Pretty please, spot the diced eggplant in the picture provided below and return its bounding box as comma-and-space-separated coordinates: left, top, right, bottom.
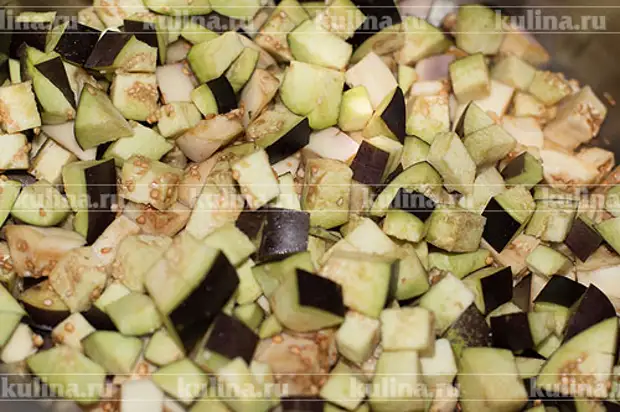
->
188, 32, 244, 83
526, 199, 577, 243
349, 140, 389, 187
463, 124, 516, 166
492, 55, 536, 91
11, 180, 70, 227
534, 276, 586, 308
203, 75, 237, 114
465, 266, 513, 315
348, 15, 403, 64
9, 19, 51, 59
258, 208, 309, 263
564, 217, 603, 262
491, 312, 534, 352
390, 187, 436, 222
177, 115, 244, 163
288, 20, 352, 71
454, 101, 494, 138
501, 151, 544, 189
482, 197, 523, 253
203, 313, 259, 364
110, 72, 159, 122
0, 81, 41, 133
427, 131, 476, 195
406, 94, 450, 144
30, 139, 76, 185
346, 51, 397, 109
34, 56, 76, 112
338, 86, 373, 132
272, 268, 345, 332
564, 285, 615, 342
363, 87, 406, 142
19, 280, 69, 329
455, 4, 503, 55
528, 70, 571, 106
398, 16, 450, 65
123, 17, 168, 65
85, 32, 157, 73
450, 53, 491, 104
226, 47, 259, 93
426, 207, 485, 253
443, 303, 491, 358
120, 156, 183, 211
52, 22, 100, 66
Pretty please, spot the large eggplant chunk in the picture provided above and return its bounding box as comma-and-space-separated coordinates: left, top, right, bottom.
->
534, 276, 586, 308
53, 22, 100, 66
563, 285, 616, 342
258, 209, 310, 263
34, 56, 76, 109
203, 313, 259, 364
491, 312, 534, 352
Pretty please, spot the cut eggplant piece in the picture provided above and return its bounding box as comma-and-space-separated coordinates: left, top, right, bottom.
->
145, 233, 239, 352
528, 70, 571, 106
381, 307, 434, 351
427, 131, 476, 195
258, 209, 309, 263
338, 86, 373, 132
288, 20, 352, 71
406, 94, 450, 144
336, 311, 380, 365
177, 115, 244, 163
398, 16, 450, 65
0, 81, 41, 133
50, 312, 95, 350
0, 132, 29, 170
110, 72, 159, 122
104, 121, 173, 167
501, 151, 544, 188
536, 318, 617, 399
450, 53, 491, 103
534, 276, 586, 308
123, 16, 168, 65
239, 68, 280, 128
188, 31, 245, 83
349, 140, 389, 187
30, 139, 77, 185
75, 84, 133, 149
464, 266, 513, 314
120, 156, 182, 211
526, 199, 577, 243
463, 124, 516, 167
202, 313, 259, 365
34, 56, 76, 116
491, 312, 534, 352
106, 292, 162, 336
63, 159, 118, 245
231, 149, 280, 210
492, 55, 536, 91
85, 32, 157, 73
42, 122, 97, 161
564, 285, 615, 343
363, 86, 406, 142
389, 187, 436, 222
156, 63, 197, 104
253, 113, 310, 166
349, 21, 403, 65
52, 22, 100, 66
419, 273, 476, 334
526, 245, 571, 277
454, 101, 494, 137
564, 217, 603, 262
225, 47, 259, 93
482, 197, 524, 253
346, 52, 397, 110
443, 303, 491, 358
11, 180, 70, 227
19, 280, 68, 329
455, 4, 504, 55
205, 75, 237, 114
426, 207, 486, 253
272, 269, 345, 332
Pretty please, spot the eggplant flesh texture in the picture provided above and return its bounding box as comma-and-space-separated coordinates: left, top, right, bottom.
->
204, 314, 259, 364
564, 217, 603, 262
480, 267, 513, 314
35, 57, 76, 109
563, 285, 616, 342
54, 22, 100, 66
534, 276, 586, 308
281, 397, 325, 412
297, 269, 346, 317
84, 159, 118, 245
206, 75, 237, 114
168, 252, 239, 352
85, 31, 133, 69
482, 198, 522, 252
512, 273, 532, 312
265, 118, 312, 165
235, 208, 267, 240
389, 187, 436, 221
350, 140, 389, 186
9, 23, 50, 59
501, 152, 527, 180
380, 87, 406, 142
490, 313, 534, 352
258, 208, 310, 263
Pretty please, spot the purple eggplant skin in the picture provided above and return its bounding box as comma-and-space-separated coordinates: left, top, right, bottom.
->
390, 188, 436, 221
380, 87, 406, 143
563, 285, 616, 342
512, 273, 532, 312
347, 0, 402, 49
350, 140, 390, 187
84, 159, 118, 245
480, 267, 513, 314
501, 152, 527, 180
280, 397, 325, 412
534, 276, 586, 308
84, 31, 133, 69
564, 217, 603, 262
82, 306, 117, 331
482, 197, 522, 252
9, 22, 51, 59
54, 22, 101, 66
204, 314, 259, 364
235, 208, 267, 240
265, 118, 312, 164
444, 304, 491, 349
491, 312, 534, 352
257, 209, 310, 263
296, 269, 346, 317
123, 19, 163, 64
168, 252, 239, 353
35, 56, 76, 108
206, 75, 237, 114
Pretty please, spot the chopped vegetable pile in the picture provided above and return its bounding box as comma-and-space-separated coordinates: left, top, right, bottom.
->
0, 0, 618, 411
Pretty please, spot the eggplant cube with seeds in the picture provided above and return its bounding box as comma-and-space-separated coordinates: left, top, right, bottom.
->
463, 124, 516, 167
426, 207, 486, 253
258, 209, 310, 263
205, 75, 238, 114
427, 131, 476, 195
85, 33, 157, 73
157, 102, 203, 139
121, 156, 183, 211
302, 158, 353, 229
381, 307, 435, 352
30, 139, 76, 184
405, 94, 450, 144
177, 115, 244, 163
336, 311, 380, 365
232, 149, 280, 210
111, 73, 159, 122
0, 81, 41, 133
187, 32, 245, 83
51, 312, 95, 351
528, 70, 571, 106
0, 133, 29, 170
449, 54, 491, 104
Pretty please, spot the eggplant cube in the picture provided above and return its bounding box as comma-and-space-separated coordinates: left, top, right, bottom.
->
315, 0, 366, 39
528, 70, 571, 106
302, 158, 353, 229
187, 32, 245, 83
369, 351, 425, 411
526, 245, 571, 277
121, 156, 183, 211
30, 139, 76, 184
464, 267, 513, 315
338, 86, 373, 132
455, 4, 504, 55
0, 133, 29, 170
319, 362, 365, 410
491, 55, 536, 91
0, 81, 41, 133
425, 207, 486, 253
405, 94, 450, 144
427, 131, 476, 195
420, 339, 458, 388
204, 314, 259, 365
232, 149, 280, 210
51, 313, 95, 351
157, 102, 203, 138
111, 73, 159, 122
564, 217, 603, 262
349, 140, 390, 186
258, 209, 310, 263
399, 16, 450, 65
381, 307, 435, 352
463, 124, 516, 167
482, 198, 523, 253
490, 313, 534, 353
336, 311, 380, 365
419, 273, 475, 334
450, 54, 491, 103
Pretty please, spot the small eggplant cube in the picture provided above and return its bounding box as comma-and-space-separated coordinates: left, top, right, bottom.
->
338, 86, 374, 132
528, 70, 571, 106
491, 56, 536, 91
449, 54, 491, 104
463, 124, 516, 167
111, 73, 159, 122
302, 158, 352, 229
534, 276, 586, 308
405, 94, 450, 144
482, 198, 523, 252
204, 314, 259, 364
490, 313, 534, 352
389, 188, 436, 221
121, 156, 183, 210
258, 209, 310, 263
427, 131, 476, 195
381, 307, 435, 352
0, 133, 29, 170
349, 140, 390, 187
426, 207, 486, 253
336, 311, 380, 365
232, 149, 280, 210
0, 81, 41, 133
